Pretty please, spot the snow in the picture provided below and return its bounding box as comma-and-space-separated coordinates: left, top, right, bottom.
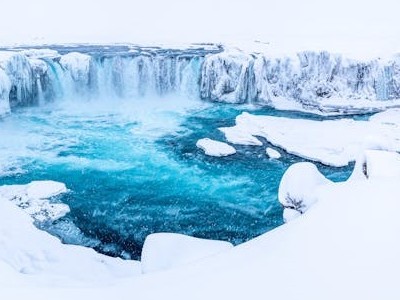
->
0, 181, 140, 287
141, 233, 233, 274
19, 49, 60, 59
120, 150, 400, 299
350, 150, 400, 181
0, 181, 70, 222
282, 208, 301, 223
1, 151, 400, 298
196, 138, 236, 157
266, 147, 281, 159
278, 162, 332, 216
221, 110, 400, 166
0, 0, 400, 58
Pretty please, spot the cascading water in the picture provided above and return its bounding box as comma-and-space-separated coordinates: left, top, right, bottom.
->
2, 45, 400, 113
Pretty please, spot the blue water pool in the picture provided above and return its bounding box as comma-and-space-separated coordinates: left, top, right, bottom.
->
0, 97, 353, 259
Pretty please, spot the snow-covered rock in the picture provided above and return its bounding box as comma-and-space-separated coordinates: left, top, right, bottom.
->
196, 138, 236, 157
278, 162, 331, 218
141, 233, 233, 274
0, 181, 70, 222
266, 147, 281, 159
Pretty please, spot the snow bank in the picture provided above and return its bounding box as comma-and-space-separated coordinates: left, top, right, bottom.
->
2, 151, 400, 298
141, 233, 233, 274
122, 150, 400, 299
221, 110, 400, 166
266, 147, 281, 159
278, 162, 331, 221
0, 181, 140, 287
0, 181, 70, 222
350, 150, 400, 181
196, 138, 236, 157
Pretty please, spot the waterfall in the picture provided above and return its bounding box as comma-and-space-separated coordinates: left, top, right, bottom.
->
1, 46, 400, 114
36, 75, 44, 106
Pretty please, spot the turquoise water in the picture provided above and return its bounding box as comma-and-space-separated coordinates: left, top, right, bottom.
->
0, 98, 353, 259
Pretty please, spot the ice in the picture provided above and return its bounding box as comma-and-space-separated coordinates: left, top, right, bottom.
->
278, 162, 331, 217
221, 110, 400, 166
59, 52, 92, 93
0, 51, 36, 107
266, 147, 281, 159
200, 50, 255, 103
1, 47, 400, 114
0, 181, 70, 222
141, 233, 233, 274
0, 68, 11, 117
196, 138, 236, 157
201, 48, 400, 112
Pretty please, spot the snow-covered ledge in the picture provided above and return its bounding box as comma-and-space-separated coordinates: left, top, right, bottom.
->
220, 109, 400, 167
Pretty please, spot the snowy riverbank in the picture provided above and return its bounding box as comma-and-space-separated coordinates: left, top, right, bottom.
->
1, 148, 400, 299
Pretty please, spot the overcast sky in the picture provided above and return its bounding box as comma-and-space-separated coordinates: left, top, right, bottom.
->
1, 0, 399, 48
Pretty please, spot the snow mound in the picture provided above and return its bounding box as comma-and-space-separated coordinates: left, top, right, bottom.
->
196, 138, 236, 157
278, 162, 331, 221
141, 233, 233, 274
0, 181, 70, 222
266, 147, 281, 159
